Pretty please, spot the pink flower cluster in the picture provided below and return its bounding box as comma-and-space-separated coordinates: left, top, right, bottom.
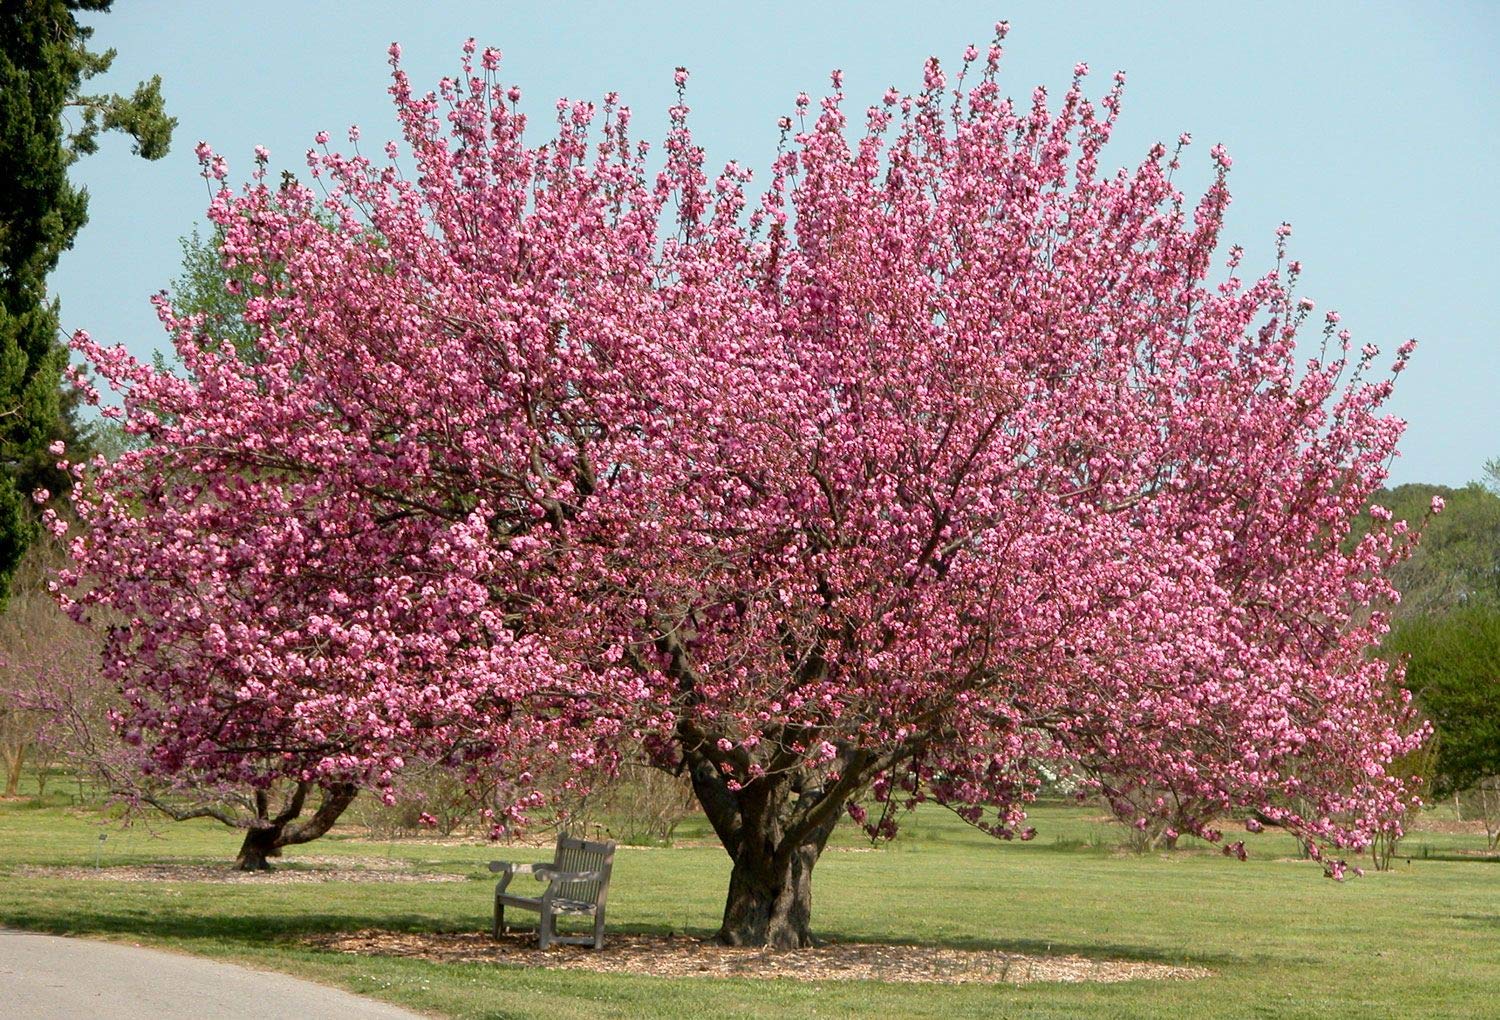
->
63, 37, 1424, 860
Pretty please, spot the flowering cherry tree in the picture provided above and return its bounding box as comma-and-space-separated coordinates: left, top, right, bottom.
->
64, 28, 1424, 939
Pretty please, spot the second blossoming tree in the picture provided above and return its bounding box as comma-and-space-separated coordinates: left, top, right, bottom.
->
65, 29, 1423, 946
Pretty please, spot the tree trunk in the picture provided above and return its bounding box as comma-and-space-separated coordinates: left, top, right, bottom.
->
2, 742, 25, 797
684, 758, 843, 949
657, 630, 894, 950
717, 830, 826, 948
233, 782, 358, 871
235, 825, 281, 871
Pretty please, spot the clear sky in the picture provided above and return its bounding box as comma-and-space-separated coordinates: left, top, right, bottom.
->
52, 1, 1499, 487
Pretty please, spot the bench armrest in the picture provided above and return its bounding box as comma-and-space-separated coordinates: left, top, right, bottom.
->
489, 860, 555, 893
542, 869, 604, 886
488, 860, 553, 875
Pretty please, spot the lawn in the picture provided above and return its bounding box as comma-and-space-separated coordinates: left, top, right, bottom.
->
0, 781, 1495, 1019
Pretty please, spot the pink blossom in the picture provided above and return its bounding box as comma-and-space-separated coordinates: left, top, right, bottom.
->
63, 36, 1426, 942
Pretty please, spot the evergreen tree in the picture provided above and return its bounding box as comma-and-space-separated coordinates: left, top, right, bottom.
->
0, 0, 174, 605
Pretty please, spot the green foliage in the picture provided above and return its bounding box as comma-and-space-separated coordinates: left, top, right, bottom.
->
167, 201, 364, 372
166, 225, 264, 363
1384, 607, 1500, 796
1369, 738, 1440, 871
1363, 482, 1500, 619
0, 0, 174, 605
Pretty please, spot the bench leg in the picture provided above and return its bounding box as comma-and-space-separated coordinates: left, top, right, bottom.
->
493, 898, 505, 939
538, 906, 554, 950
592, 913, 605, 950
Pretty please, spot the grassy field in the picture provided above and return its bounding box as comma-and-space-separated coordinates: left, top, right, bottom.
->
1, 779, 1496, 1019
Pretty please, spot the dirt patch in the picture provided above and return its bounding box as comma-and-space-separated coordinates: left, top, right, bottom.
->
14, 856, 468, 884
1409, 817, 1492, 836
309, 930, 1211, 985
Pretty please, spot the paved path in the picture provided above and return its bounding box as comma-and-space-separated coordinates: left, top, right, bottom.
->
0, 929, 426, 1019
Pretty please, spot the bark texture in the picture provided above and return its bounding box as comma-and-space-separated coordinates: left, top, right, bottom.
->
716, 821, 831, 948
234, 782, 358, 871
684, 756, 847, 949
2, 742, 24, 797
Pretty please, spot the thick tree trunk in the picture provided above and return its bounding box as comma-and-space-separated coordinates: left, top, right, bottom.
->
717, 831, 825, 949
235, 825, 281, 871
657, 628, 895, 949
233, 782, 358, 871
684, 758, 842, 949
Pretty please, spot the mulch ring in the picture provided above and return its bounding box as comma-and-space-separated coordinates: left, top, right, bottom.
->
15, 856, 467, 884
308, 930, 1211, 985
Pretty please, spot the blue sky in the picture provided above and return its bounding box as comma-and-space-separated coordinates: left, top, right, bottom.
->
53, 1, 1498, 487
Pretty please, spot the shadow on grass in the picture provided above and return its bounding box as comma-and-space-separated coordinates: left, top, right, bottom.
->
0, 906, 464, 944
1453, 914, 1500, 929
0, 905, 1240, 971
805, 931, 1245, 968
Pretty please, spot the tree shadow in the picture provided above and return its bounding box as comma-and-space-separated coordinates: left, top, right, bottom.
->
0, 907, 477, 944
2, 907, 1242, 970
816, 931, 1245, 968
1452, 914, 1499, 929
1399, 853, 1500, 864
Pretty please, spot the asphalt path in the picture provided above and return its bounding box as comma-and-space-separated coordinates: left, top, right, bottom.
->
0, 929, 426, 1019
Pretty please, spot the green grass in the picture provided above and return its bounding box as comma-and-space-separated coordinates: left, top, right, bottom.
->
1, 782, 1496, 1019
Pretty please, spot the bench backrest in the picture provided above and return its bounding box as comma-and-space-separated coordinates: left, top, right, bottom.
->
550, 833, 615, 906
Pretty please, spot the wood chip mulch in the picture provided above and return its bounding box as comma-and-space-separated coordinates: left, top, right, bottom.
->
307, 930, 1211, 985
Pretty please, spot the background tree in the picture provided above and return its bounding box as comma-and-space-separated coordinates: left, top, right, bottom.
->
162, 225, 261, 362
165, 198, 321, 367
0, 0, 173, 605
1385, 607, 1500, 798
1368, 459, 1500, 854
66, 33, 1424, 942
1358, 483, 1500, 619
0, 538, 96, 797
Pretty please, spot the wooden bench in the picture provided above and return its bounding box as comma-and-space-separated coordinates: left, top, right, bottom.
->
489, 834, 616, 949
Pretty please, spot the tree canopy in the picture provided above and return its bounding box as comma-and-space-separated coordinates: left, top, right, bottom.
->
1384, 607, 1500, 797
63, 31, 1423, 947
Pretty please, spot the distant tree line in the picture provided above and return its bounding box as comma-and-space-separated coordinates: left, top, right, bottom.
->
1371, 465, 1500, 846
